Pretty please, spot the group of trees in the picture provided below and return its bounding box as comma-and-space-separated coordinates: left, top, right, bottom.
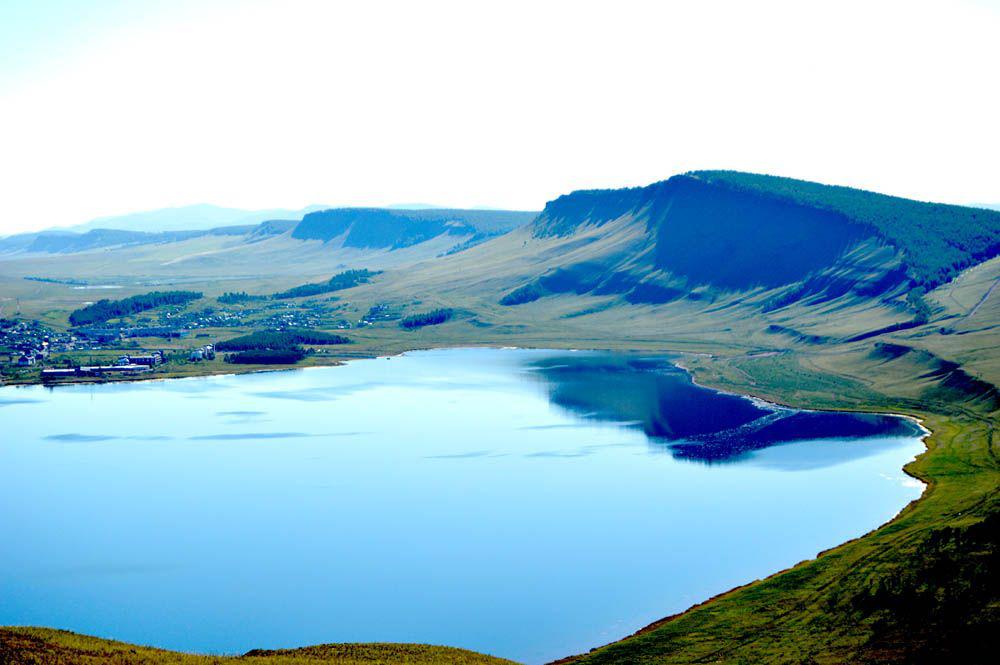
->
216, 330, 350, 352
208, 270, 378, 304
272, 269, 379, 300
69, 291, 202, 326
217, 291, 268, 304
224, 349, 305, 364
217, 329, 350, 364
399, 308, 453, 329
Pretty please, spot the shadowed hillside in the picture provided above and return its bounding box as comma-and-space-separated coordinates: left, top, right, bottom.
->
505, 172, 1000, 312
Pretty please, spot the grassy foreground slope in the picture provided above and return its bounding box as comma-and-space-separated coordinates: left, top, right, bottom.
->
556, 348, 998, 665
0, 628, 518, 665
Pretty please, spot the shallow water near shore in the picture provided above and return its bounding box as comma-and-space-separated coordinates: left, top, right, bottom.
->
0, 348, 924, 663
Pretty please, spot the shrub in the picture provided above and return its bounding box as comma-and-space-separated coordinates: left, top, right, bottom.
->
224, 349, 305, 364
217, 292, 267, 304
399, 308, 454, 329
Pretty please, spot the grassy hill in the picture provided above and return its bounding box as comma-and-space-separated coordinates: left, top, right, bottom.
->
0, 627, 517, 665
529, 172, 1000, 302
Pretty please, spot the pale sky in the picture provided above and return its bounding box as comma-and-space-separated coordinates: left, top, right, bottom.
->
1, 0, 998, 235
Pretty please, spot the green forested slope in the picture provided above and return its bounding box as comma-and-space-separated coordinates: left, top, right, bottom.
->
690, 171, 1000, 288
529, 172, 1000, 295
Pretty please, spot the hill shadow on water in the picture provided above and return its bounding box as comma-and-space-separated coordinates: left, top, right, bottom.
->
523, 354, 923, 465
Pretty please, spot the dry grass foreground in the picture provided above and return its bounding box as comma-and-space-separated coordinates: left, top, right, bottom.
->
0, 627, 519, 665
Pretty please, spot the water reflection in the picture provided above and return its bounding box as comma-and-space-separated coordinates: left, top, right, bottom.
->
526, 354, 922, 464
0, 348, 925, 663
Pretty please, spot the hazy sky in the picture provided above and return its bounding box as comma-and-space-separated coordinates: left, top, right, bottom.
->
1, 0, 998, 235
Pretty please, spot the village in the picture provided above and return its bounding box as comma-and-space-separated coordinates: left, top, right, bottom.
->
1, 290, 385, 385
35, 344, 217, 381
1, 316, 220, 383
0, 318, 71, 368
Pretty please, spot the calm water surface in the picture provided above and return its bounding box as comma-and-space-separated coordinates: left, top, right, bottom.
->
0, 348, 925, 663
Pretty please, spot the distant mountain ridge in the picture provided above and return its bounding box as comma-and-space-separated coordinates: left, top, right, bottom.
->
72, 203, 329, 233
291, 208, 538, 249
0, 220, 293, 256
0, 206, 539, 259
6, 175, 996, 320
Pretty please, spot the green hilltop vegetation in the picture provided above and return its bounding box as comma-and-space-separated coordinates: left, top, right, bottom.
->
68, 291, 202, 326
690, 170, 1000, 288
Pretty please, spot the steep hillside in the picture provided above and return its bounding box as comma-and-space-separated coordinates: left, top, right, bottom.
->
689, 171, 1000, 288
291, 208, 537, 249
508, 172, 1000, 311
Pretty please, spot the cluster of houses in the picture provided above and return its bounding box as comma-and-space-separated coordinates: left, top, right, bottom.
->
1, 319, 72, 367
15, 351, 42, 366
40, 351, 165, 380
74, 326, 188, 342
3, 316, 226, 382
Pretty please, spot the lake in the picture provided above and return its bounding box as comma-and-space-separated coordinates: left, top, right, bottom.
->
0, 348, 925, 663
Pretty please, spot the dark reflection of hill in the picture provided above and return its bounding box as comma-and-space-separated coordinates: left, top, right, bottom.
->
524, 354, 923, 464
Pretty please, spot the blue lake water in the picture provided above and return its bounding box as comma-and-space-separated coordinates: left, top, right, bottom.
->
0, 348, 925, 663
